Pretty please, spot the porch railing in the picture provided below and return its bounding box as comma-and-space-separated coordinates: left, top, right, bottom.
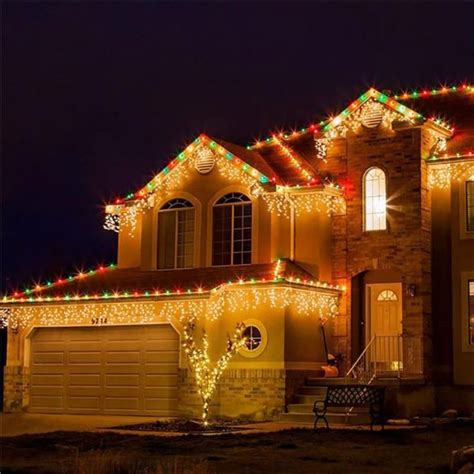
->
345, 335, 423, 385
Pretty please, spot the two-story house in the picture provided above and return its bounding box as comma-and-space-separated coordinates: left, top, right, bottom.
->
2, 85, 473, 420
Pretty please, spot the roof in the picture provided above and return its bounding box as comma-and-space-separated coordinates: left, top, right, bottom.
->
400, 90, 474, 157
3, 260, 340, 304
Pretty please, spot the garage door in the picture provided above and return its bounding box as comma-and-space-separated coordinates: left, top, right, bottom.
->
29, 324, 179, 416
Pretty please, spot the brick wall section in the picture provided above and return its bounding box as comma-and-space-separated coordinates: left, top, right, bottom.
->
319, 126, 432, 376
178, 368, 286, 421
3, 366, 29, 412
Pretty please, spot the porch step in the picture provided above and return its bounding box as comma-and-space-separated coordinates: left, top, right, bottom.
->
305, 377, 349, 386
295, 394, 326, 404
288, 403, 357, 414
280, 411, 371, 425
298, 386, 328, 396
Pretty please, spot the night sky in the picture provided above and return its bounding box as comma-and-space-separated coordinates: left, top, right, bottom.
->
3, 3, 474, 293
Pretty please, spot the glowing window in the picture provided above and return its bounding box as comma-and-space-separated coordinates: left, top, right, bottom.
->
157, 199, 195, 269
377, 290, 398, 301
364, 167, 387, 231
469, 281, 474, 346
212, 193, 252, 266
466, 178, 474, 232
243, 325, 262, 351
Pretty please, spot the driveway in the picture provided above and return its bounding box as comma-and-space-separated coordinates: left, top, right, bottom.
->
0, 413, 159, 436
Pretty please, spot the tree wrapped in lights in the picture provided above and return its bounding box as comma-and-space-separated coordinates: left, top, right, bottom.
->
182, 321, 246, 427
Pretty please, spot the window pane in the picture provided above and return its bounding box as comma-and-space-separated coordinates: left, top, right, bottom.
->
466, 181, 474, 232
212, 206, 232, 265
469, 281, 474, 346
176, 209, 194, 268
157, 211, 176, 269
364, 168, 387, 231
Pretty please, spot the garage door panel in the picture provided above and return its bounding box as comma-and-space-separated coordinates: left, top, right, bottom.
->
145, 374, 179, 386
68, 397, 101, 409
143, 340, 180, 352
146, 326, 178, 339
144, 387, 178, 399
32, 342, 66, 352
103, 365, 141, 374
68, 365, 105, 374
103, 386, 140, 398
31, 366, 68, 376
69, 374, 101, 386
30, 385, 63, 396
31, 374, 64, 386
69, 352, 102, 364
104, 341, 140, 351
30, 325, 179, 416
30, 396, 64, 409
68, 330, 102, 341
145, 364, 179, 375
33, 352, 64, 364
145, 351, 179, 363
105, 374, 139, 386
104, 398, 139, 410
106, 351, 140, 364
68, 386, 102, 397
68, 342, 103, 351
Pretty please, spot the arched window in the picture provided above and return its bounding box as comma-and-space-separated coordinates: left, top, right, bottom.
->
212, 192, 252, 266
364, 167, 387, 231
157, 199, 195, 269
377, 289, 398, 301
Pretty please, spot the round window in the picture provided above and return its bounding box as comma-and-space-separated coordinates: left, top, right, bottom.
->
243, 325, 262, 351
239, 319, 267, 358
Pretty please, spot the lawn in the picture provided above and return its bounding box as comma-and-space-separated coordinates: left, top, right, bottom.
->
1, 423, 473, 473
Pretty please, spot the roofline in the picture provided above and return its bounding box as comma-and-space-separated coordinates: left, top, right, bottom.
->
0, 278, 343, 308
105, 133, 274, 214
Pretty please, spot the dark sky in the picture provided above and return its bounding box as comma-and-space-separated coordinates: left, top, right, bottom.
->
2, 2, 474, 293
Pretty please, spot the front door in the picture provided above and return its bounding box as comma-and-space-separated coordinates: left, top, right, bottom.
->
366, 283, 402, 372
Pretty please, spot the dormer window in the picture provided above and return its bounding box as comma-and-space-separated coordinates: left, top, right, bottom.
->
157, 199, 195, 269
212, 193, 252, 266
363, 167, 387, 231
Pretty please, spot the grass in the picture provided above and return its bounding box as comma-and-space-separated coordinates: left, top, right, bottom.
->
1, 423, 473, 473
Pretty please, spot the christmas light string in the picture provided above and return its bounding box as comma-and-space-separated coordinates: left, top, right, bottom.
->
183, 321, 246, 426
248, 83, 472, 150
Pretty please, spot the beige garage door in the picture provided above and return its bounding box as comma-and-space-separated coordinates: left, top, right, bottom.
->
29, 324, 179, 416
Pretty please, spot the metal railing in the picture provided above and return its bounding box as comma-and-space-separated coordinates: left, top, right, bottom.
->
345, 335, 423, 385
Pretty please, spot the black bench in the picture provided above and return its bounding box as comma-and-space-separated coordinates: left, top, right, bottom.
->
313, 385, 385, 431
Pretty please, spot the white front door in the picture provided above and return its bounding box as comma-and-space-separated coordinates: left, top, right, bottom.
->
367, 283, 402, 371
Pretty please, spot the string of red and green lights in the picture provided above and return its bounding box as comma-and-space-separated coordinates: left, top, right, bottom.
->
1, 260, 343, 305
248, 85, 468, 149
106, 84, 471, 209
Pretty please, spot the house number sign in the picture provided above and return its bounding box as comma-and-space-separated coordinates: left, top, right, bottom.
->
90, 317, 108, 325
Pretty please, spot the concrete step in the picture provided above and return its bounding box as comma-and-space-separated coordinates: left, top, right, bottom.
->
295, 394, 326, 404
298, 386, 328, 396
288, 403, 359, 414
305, 377, 348, 386
287, 403, 314, 414
280, 411, 371, 425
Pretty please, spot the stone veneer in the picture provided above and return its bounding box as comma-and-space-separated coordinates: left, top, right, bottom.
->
3, 366, 29, 412
318, 126, 433, 377
178, 368, 286, 421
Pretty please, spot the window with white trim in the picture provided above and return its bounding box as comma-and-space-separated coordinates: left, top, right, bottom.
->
466, 178, 474, 232
157, 199, 195, 269
364, 167, 387, 231
212, 193, 252, 266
